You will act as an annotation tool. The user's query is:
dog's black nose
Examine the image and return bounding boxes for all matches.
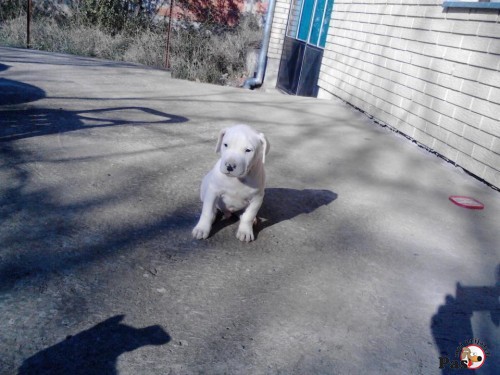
[227,165,234,172]
[477,356,482,361]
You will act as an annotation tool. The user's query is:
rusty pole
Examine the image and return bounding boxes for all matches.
[27,0,32,48]
[165,0,174,70]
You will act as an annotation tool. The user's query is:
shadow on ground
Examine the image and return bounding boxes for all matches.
[209,188,338,237]
[0,77,193,292]
[431,265,500,374]
[18,315,170,375]
[0,73,188,142]
[0,106,188,142]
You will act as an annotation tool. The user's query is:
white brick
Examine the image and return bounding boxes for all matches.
[468,51,499,70]
[491,137,500,155]
[433,139,459,161]
[488,87,500,105]
[483,166,500,187]
[461,36,491,53]
[447,132,475,155]
[443,47,471,64]
[478,22,500,38]
[413,128,436,145]
[427,59,455,76]
[453,107,483,130]
[431,98,456,117]
[463,126,494,149]
[452,21,480,36]
[410,53,431,68]
[420,106,441,126]
[488,39,500,55]
[395,119,416,136]
[429,19,454,33]
[469,9,500,22]
[456,151,487,178]
[437,74,463,92]
[477,68,500,87]
[424,82,448,99]
[426,123,450,142]
[437,33,463,48]
[413,91,434,107]
[472,144,500,170]
[480,116,500,138]
[471,97,500,120]
[461,81,491,101]
[390,5,408,17]
[440,114,465,135]
[422,44,446,59]
[453,64,481,81]
[407,112,428,131]
[406,5,427,18]
[445,90,472,109]
[424,4,448,19]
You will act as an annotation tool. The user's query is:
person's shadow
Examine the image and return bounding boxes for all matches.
[18,315,171,375]
[431,265,500,374]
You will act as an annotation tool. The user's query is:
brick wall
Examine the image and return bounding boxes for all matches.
[318,0,500,187]
[269,0,291,59]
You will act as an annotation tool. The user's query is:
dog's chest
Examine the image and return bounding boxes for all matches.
[218,191,251,212]
[217,177,259,212]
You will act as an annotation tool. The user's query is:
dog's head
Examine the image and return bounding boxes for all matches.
[215,124,270,178]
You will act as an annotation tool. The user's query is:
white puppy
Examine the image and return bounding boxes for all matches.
[192,124,270,242]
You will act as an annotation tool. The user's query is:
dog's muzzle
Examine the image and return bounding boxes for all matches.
[221,157,246,177]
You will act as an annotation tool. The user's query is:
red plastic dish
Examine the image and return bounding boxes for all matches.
[449,196,484,209]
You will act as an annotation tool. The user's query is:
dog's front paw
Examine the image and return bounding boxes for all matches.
[236,224,254,242]
[192,224,211,240]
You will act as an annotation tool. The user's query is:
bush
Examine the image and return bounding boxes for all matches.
[0,0,25,22]
[0,4,262,86]
[170,15,262,85]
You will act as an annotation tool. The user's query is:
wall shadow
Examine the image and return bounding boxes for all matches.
[431,265,500,374]
[209,188,338,237]
[18,315,171,375]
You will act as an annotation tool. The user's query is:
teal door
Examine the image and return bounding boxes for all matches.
[278,0,334,96]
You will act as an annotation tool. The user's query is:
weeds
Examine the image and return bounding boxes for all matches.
[0,1,262,86]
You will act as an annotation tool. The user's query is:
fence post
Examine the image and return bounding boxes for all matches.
[165,0,174,70]
[26,0,32,48]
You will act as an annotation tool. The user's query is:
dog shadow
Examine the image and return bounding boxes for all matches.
[210,188,338,238]
[18,315,170,375]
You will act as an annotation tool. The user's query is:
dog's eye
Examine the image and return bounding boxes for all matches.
[224,143,228,148]
[245,149,253,153]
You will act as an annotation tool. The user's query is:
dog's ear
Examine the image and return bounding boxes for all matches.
[259,133,270,164]
[215,128,227,153]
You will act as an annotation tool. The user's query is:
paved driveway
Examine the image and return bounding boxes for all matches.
[1,47,498,374]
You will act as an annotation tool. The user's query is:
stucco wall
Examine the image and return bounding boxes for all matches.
[318,1,500,187]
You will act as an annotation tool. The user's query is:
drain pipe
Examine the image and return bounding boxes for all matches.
[243,0,277,89]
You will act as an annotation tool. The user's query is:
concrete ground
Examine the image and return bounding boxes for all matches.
[0,46,499,375]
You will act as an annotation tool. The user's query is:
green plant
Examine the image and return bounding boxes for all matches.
[0,0,25,21]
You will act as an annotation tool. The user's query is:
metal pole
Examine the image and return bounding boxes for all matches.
[27,0,32,48]
[165,0,174,70]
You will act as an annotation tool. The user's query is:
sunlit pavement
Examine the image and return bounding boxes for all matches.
[1,46,498,374]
